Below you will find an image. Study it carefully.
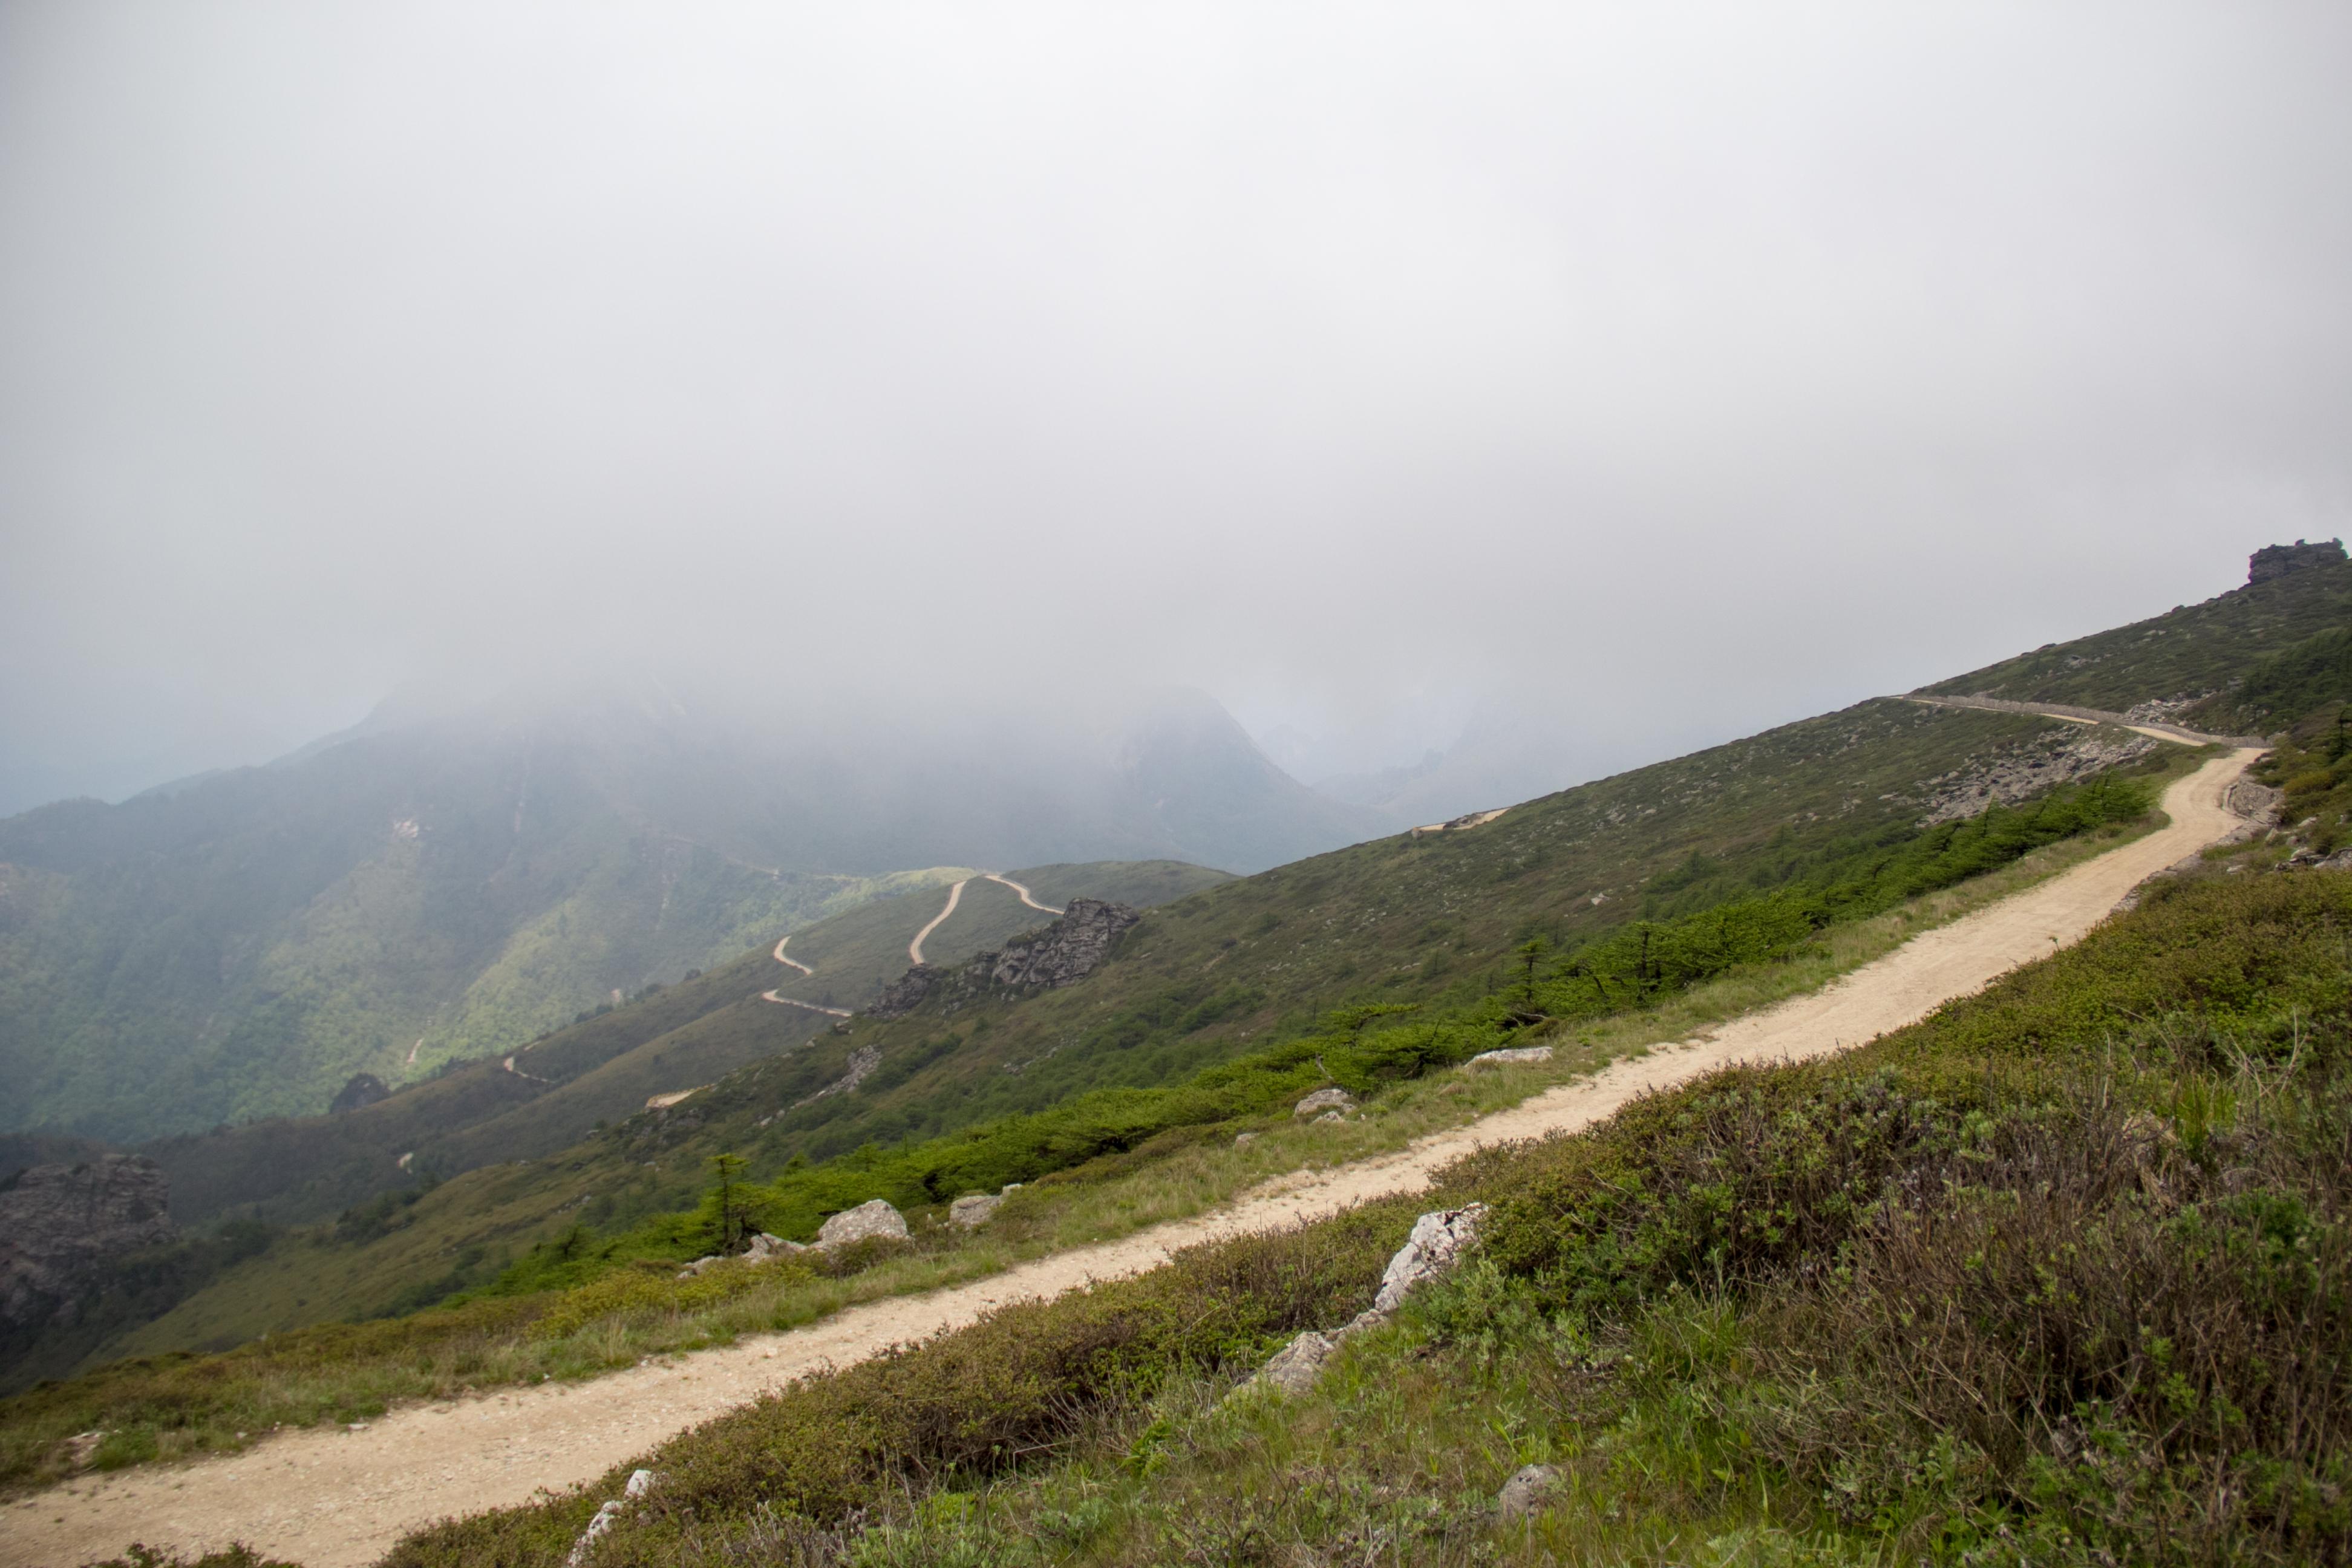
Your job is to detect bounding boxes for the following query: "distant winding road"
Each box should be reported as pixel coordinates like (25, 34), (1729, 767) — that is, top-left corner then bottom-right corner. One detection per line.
(907, 879), (969, 964)
(759, 933), (850, 1019)
(982, 873), (1063, 915)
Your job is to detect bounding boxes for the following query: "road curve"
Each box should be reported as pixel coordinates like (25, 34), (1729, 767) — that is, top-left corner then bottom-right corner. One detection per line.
(769, 935), (814, 977)
(759, 990), (851, 1018)
(982, 873), (1063, 915)
(907, 880), (968, 964)
(1, 747), (2260, 1568)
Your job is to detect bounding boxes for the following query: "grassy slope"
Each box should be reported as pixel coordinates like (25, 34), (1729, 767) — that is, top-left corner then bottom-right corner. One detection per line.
(81, 863), (1226, 1361)
(113, 703), (2068, 1342)
(0, 765), (903, 1142)
(0, 807), (2175, 1489)
(385, 868), (2352, 1568)
(1922, 553), (2352, 713)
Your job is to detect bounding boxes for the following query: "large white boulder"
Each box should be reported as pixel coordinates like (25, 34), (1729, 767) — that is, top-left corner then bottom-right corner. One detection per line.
(816, 1198), (909, 1249)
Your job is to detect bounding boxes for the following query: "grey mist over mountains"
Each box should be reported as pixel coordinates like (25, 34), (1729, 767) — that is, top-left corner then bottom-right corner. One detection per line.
(4, 2), (2350, 822)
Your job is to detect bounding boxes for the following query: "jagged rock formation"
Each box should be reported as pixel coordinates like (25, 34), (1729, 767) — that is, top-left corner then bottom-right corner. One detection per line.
(866, 964), (945, 1020)
(985, 899), (1141, 990)
(2249, 538), (2346, 584)
(0, 1156), (175, 1334)
(328, 1073), (390, 1114)
(864, 900), (1140, 1020)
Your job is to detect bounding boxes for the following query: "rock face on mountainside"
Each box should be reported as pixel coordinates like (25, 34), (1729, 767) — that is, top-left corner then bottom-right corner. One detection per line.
(866, 964), (945, 1020)
(0, 1156), (174, 1333)
(2249, 539), (2346, 584)
(987, 898), (1140, 990)
(865, 900), (1141, 1019)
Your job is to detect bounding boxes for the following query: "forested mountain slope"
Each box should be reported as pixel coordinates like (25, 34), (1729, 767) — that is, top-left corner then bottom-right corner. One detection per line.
(135, 861), (1226, 1233)
(0, 678), (1348, 1143)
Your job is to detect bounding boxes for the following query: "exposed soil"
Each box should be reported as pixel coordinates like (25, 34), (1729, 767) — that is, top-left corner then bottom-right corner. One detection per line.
(0, 746), (2257, 1568)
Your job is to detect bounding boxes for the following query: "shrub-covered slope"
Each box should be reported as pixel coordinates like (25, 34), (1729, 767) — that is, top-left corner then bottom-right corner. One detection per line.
(77, 711), (2173, 1374)
(383, 869), (2352, 1568)
(1923, 544), (2352, 716)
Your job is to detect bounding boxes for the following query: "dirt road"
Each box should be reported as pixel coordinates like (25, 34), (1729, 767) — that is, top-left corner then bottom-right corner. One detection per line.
(906, 879), (967, 964)
(982, 873), (1063, 914)
(0, 747), (2257, 1568)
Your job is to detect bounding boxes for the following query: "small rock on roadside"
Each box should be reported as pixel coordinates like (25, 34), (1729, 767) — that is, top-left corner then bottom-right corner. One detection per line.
(817, 1197), (909, 1249)
(1293, 1087), (1356, 1119)
(1314, 1109), (1347, 1123)
(949, 1192), (1002, 1227)
(1233, 1131), (1258, 1146)
(1466, 1046), (1553, 1067)
(61, 1431), (106, 1467)
(1496, 1463), (1561, 1520)
(743, 1232), (806, 1263)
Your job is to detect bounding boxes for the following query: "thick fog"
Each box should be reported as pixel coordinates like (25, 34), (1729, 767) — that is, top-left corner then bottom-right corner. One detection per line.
(4, 2), (2348, 817)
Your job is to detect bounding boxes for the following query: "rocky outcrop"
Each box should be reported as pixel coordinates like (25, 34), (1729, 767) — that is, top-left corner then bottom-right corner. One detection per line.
(865, 964), (944, 1021)
(0, 1157), (175, 1334)
(816, 1198), (908, 1249)
(1242, 1204), (1488, 1400)
(2249, 538), (2346, 584)
(985, 899), (1140, 990)
(863, 900), (1140, 1021)
(329, 1073), (390, 1114)
(1371, 1204), (1487, 1315)
(1915, 727), (2160, 825)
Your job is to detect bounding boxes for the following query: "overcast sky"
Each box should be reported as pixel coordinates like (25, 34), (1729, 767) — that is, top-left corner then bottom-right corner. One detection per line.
(3, 1), (2348, 815)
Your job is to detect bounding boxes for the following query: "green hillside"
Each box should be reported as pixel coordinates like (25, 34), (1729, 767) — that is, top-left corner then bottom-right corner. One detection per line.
(131, 862), (1227, 1233)
(378, 869), (2352, 1568)
(90, 704), (2171, 1366)
(1923, 543), (2352, 716)
(9, 550), (2334, 1467)
(0, 682), (1367, 1147)
(0, 861), (1226, 1387)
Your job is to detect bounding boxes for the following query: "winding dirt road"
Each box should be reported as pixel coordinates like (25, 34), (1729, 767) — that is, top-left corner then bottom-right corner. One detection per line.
(759, 933), (851, 1018)
(0, 746), (2259, 1568)
(907, 879), (968, 964)
(982, 873), (1063, 914)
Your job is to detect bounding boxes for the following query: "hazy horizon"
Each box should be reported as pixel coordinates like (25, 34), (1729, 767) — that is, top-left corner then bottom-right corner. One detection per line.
(5, 4), (2348, 818)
